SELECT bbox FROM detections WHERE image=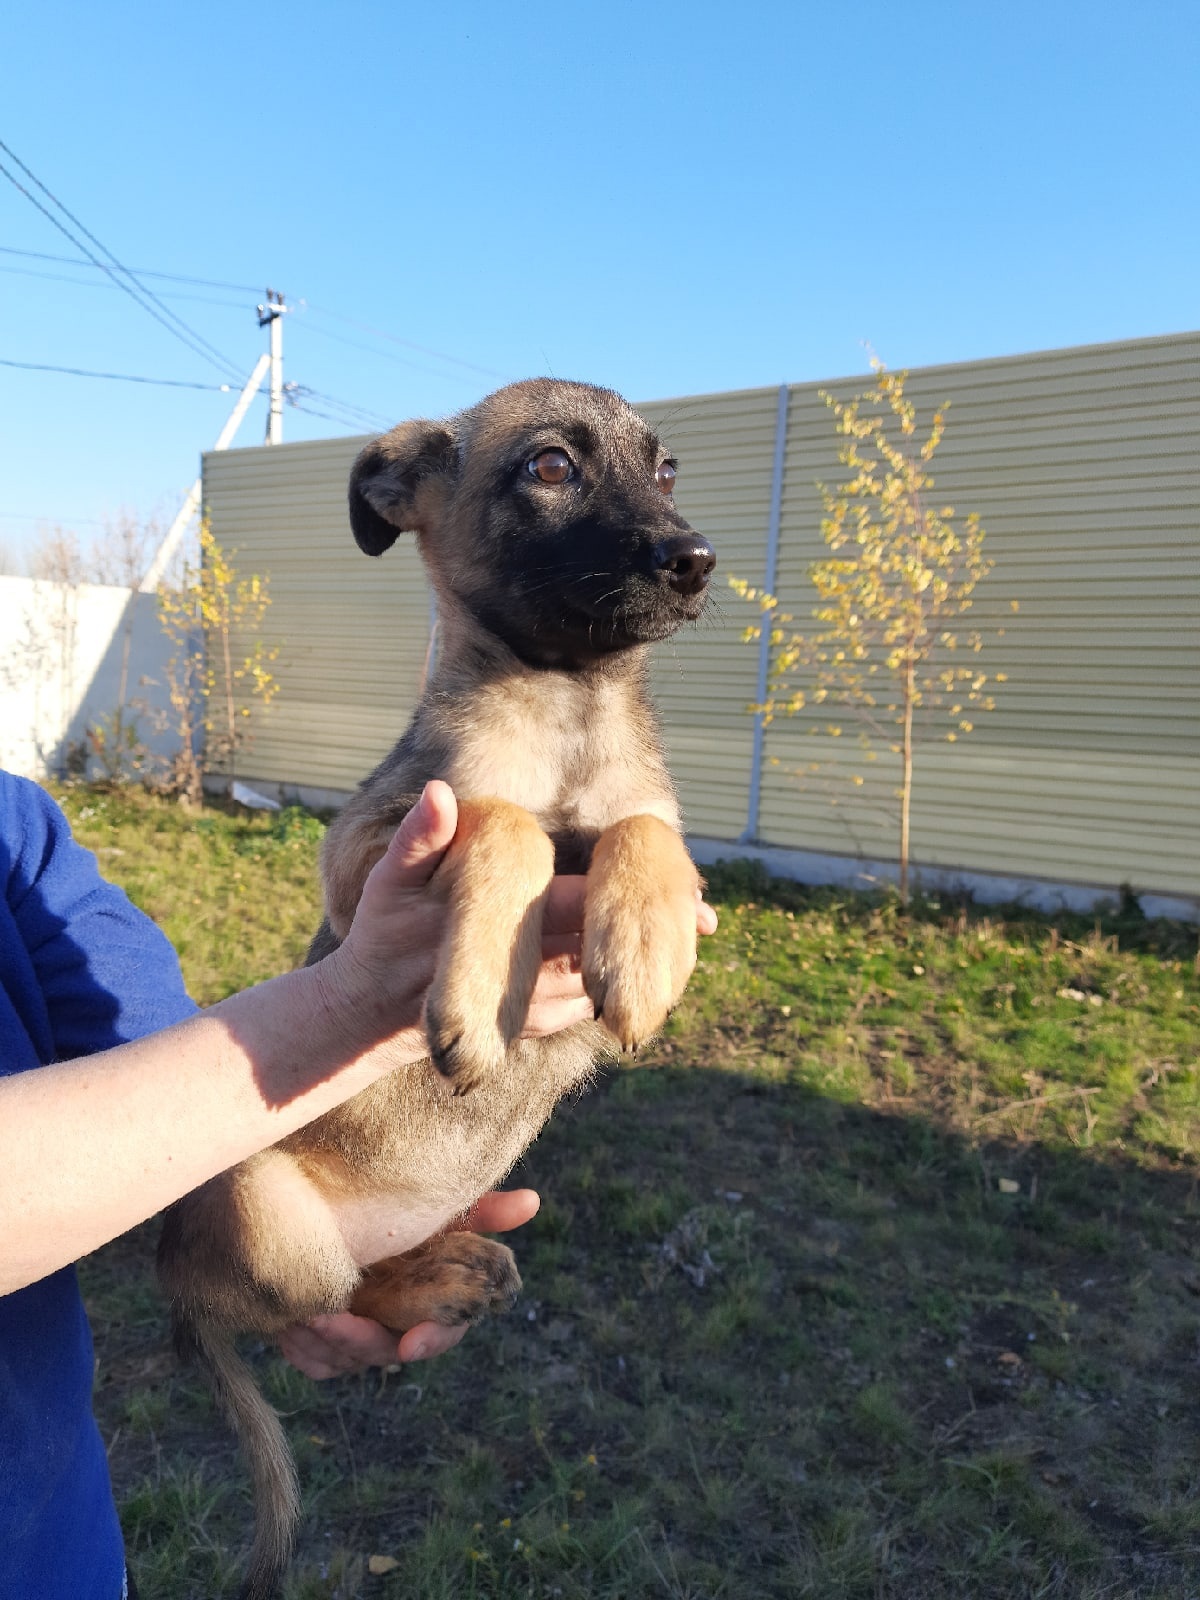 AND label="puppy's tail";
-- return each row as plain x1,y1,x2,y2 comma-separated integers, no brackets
173,1314,299,1600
